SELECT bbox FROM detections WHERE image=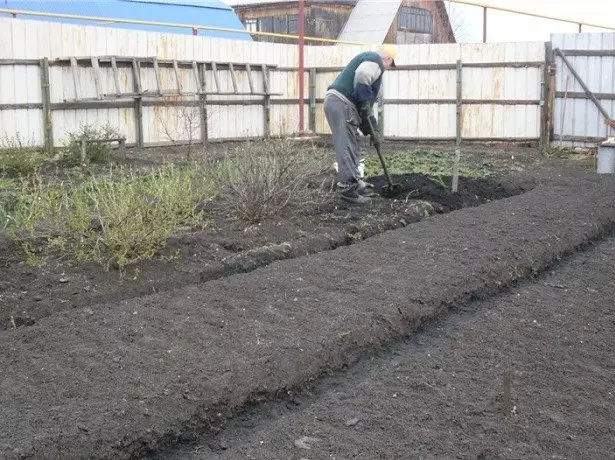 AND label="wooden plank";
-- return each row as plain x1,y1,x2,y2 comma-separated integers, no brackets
152,57,162,96
70,57,80,100
211,62,221,93
560,49,615,57
192,61,200,93
246,63,255,93
228,62,239,94
540,42,553,153
40,58,54,154
0,103,44,110
554,91,615,100
0,59,40,65
132,59,142,94
389,136,539,142
263,65,270,138
378,99,540,105
173,60,182,95
91,57,103,100
132,59,144,148
110,56,121,96
198,62,208,143
308,68,316,132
